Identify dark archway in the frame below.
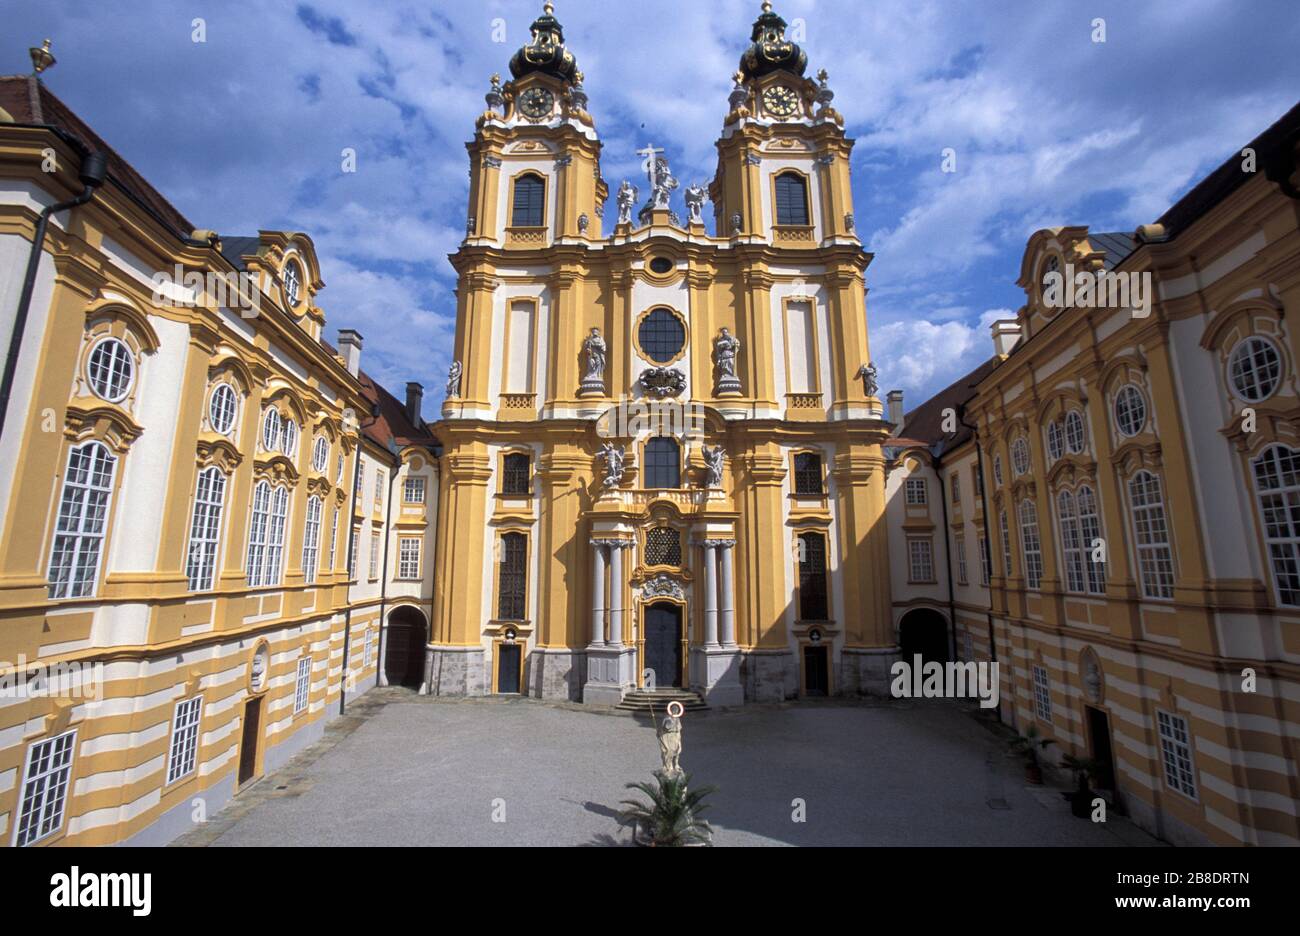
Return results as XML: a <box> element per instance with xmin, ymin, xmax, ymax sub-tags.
<box><xmin>384</xmin><ymin>606</ymin><xmax>428</xmax><ymax>688</ymax></box>
<box><xmin>898</xmin><ymin>609</ymin><xmax>950</xmax><ymax>665</ymax></box>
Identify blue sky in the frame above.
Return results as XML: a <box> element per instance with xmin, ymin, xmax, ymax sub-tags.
<box><xmin>5</xmin><ymin>0</ymin><xmax>1299</xmax><ymax>416</ymax></box>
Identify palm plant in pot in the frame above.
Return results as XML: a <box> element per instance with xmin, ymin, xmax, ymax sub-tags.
<box><xmin>1061</xmin><ymin>754</ymin><xmax>1104</xmax><ymax>818</ymax></box>
<box><xmin>1009</xmin><ymin>724</ymin><xmax>1055</xmax><ymax>784</ymax></box>
<box><xmin>619</xmin><ymin>771</ymin><xmax>716</xmax><ymax>847</ymax></box>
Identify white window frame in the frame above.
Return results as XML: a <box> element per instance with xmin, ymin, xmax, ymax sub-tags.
<box><xmin>1058</xmin><ymin>489</ymin><xmax>1086</xmax><ymax>594</ymax></box>
<box><xmin>327</xmin><ymin>508</ymin><xmax>339</xmax><ymax>572</ymax></box>
<box><xmin>1251</xmin><ymin>444</ymin><xmax>1300</xmax><ymax>607</ymax></box>
<box><xmin>369</xmin><ymin>531</ymin><xmax>381</xmax><ymax>579</ymax></box>
<box><xmin>955</xmin><ymin>536</ymin><xmax>968</xmax><ymax>585</ymax></box>
<box><xmin>1018</xmin><ymin>498</ymin><xmax>1043</xmax><ymax>589</ymax></box>
<box><xmin>302</xmin><ymin>495</ymin><xmax>323</xmax><ymax>585</ymax></box>
<box><xmin>280</xmin><ymin>418</ymin><xmax>299</xmax><ymax>460</ymax></box>
<box><xmin>1156</xmin><ymin>710</ymin><xmax>1198</xmax><ymax>800</ymax></box>
<box><xmin>1077</xmin><ymin>485</ymin><xmax>1106</xmax><ymax>594</ymax></box>
<box><xmin>403</xmin><ymin>475</ymin><xmax>426</xmax><ymax>504</ymax></box>
<box><xmin>374</xmin><ymin>470</ymin><xmax>386</xmax><ymax>510</ymax></box>
<box><xmin>186</xmin><ymin>465</ymin><xmax>227</xmax><ymax>591</ymax></box>
<box><xmin>85</xmin><ymin>336</ymin><xmax>135</xmax><ymax>402</ymax></box>
<box><xmin>398</xmin><ymin>536</ymin><xmax>421</xmax><ymax>579</ymax></box>
<box><xmin>1128</xmin><ymin>470</ymin><xmax>1175</xmax><ymax>599</ymax></box>
<box><xmin>166</xmin><ymin>696</ymin><xmax>203</xmax><ymax>784</ymax></box>
<box><xmin>1011</xmin><ymin>438</ymin><xmax>1030</xmax><ymax>476</ymax></box>
<box><xmin>1064</xmin><ymin>410</ymin><xmax>1086</xmax><ymax>454</ymax></box>
<box><xmin>208</xmin><ymin>382</ymin><xmax>238</xmax><ymax>435</ymax></box>
<box><xmin>247</xmin><ymin>482</ymin><xmax>290</xmax><ymax>587</ymax></box>
<box><xmin>312</xmin><ymin>436</ymin><xmax>329</xmax><ymax>473</ymax></box>
<box><xmin>261</xmin><ymin>407</ymin><xmax>281</xmax><ymax>453</ymax></box>
<box><xmin>979</xmin><ymin>533</ymin><xmax>991</xmax><ymax>586</ymax></box>
<box><xmin>1032</xmin><ymin>665</ymin><xmax>1053</xmax><ymax>723</ymax></box>
<box><xmin>14</xmin><ymin>730</ymin><xmax>77</xmax><ymax>846</ymax></box>
<box><xmin>293</xmin><ymin>656</ymin><xmax>312</xmax><ymax>715</ymax></box>
<box><xmin>349</xmin><ymin>528</ymin><xmax>359</xmax><ymax>578</ymax></box>
<box><xmin>1227</xmin><ymin>335</ymin><xmax>1282</xmax><ymax>403</ymax></box>
<box><xmin>999</xmin><ymin>510</ymin><xmax>1012</xmax><ymax>578</ymax></box>
<box><xmin>905</xmin><ymin>477</ymin><xmax>927</xmax><ymax>505</ymax></box>
<box><xmin>908</xmin><ymin>538</ymin><xmax>934</xmax><ymax>583</ymax></box>
<box><xmin>1114</xmin><ymin>384</ymin><xmax>1147</xmax><ymax>437</ymax></box>
<box><xmin>47</xmin><ymin>441</ymin><xmax>117</xmax><ymax>600</ymax></box>
<box><xmin>364</xmin><ymin>627</ymin><xmax>376</xmax><ymax>666</ymax></box>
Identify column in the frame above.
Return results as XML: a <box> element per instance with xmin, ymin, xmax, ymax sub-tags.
<box><xmin>589</xmin><ymin>540</ymin><xmax>607</xmax><ymax>646</ymax></box>
<box><xmin>608</xmin><ymin>542</ymin><xmax>627</xmax><ymax>647</ymax></box>
<box><xmin>703</xmin><ymin>542</ymin><xmax>720</xmax><ymax>648</ymax></box>
<box><xmin>719</xmin><ymin>541</ymin><xmax>736</xmax><ymax>648</ymax></box>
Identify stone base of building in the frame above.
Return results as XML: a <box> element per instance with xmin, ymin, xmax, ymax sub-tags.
<box><xmin>690</xmin><ymin>645</ymin><xmax>745</xmax><ymax>706</ymax></box>
<box><xmin>837</xmin><ymin>646</ymin><xmax>901</xmax><ymax>696</ymax></box>
<box><xmin>583</xmin><ymin>644</ymin><xmax>636</xmax><ymax>705</ymax></box>
<box><xmin>526</xmin><ymin>647</ymin><xmax>584</xmax><ymax>701</ymax></box>
<box><xmin>422</xmin><ymin>644</ymin><xmax>487</xmax><ymax>696</ymax></box>
<box><xmin>741</xmin><ymin>648</ymin><xmax>798</xmax><ymax>702</ymax></box>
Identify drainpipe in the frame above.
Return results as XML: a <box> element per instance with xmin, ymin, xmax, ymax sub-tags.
<box><xmin>373</xmin><ymin>440</ymin><xmax>399</xmax><ymax>687</ymax></box>
<box><xmin>339</xmin><ymin>404</ymin><xmax>380</xmax><ymax>715</ymax></box>
<box><xmin>959</xmin><ymin>402</ymin><xmax>1001</xmax><ymax>723</ymax></box>
<box><xmin>935</xmin><ymin>450</ymin><xmax>959</xmax><ymax>663</ymax></box>
<box><xmin>0</xmin><ymin>150</ymin><xmax>107</xmax><ymax>444</ymax></box>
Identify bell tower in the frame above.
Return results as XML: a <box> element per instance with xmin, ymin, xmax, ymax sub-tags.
<box><xmin>464</xmin><ymin>2</ymin><xmax>607</xmax><ymax>249</ymax></box>
<box><xmin>710</xmin><ymin>1</ymin><xmax>856</xmax><ymax>246</ymax></box>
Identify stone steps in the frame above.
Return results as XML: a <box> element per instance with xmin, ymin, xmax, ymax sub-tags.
<box><xmin>615</xmin><ymin>689</ymin><xmax>708</xmax><ymax>713</ymax></box>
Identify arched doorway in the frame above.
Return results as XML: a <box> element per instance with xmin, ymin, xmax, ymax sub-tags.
<box><xmin>384</xmin><ymin>606</ymin><xmax>427</xmax><ymax>688</ymax></box>
<box><xmin>643</xmin><ymin>602</ymin><xmax>682</xmax><ymax>689</ymax></box>
<box><xmin>898</xmin><ymin>609</ymin><xmax>950</xmax><ymax>665</ymax></box>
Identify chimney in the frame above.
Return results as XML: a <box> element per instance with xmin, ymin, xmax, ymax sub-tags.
<box><xmin>405</xmin><ymin>382</ymin><xmax>424</xmax><ymax>427</ymax></box>
<box><xmin>886</xmin><ymin>390</ymin><xmax>905</xmax><ymax>435</ymax></box>
<box><xmin>337</xmin><ymin>329</ymin><xmax>363</xmax><ymax>377</ymax></box>
<box><xmin>991</xmin><ymin>319</ymin><xmax>1021</xmax><ymax>358</ymax></box>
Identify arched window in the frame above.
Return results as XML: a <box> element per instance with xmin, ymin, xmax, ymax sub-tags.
<box><xmin>1251</xmin><ymin>444</ymin><xmax>1300</xmax><ymax>606</ymax></box>
<box><xmin>774</xmin><ymin>171</ymin><xmax>809</xmax><ymax>226</ymax></box>
<box><xmin>302</xmin><ymin>495</ymin><xmax>323</xmax><ymax>585</ymax></box>
<box><xmin>644</xmin><ymin>437</ymin><xmax>680</xmax><ymax>489</ymax></box>
<box><xmin>48</xmin><ymin>441</ymin><xmax>117</xmax><ymax>599</ymax></box>
<box><xmin>280</xmin><ymin>418</ymin><xmax>299</xmax><ymax>460</ymax></box>
<box><xmin>1046</xmin><ymin>421</ymin><xmax>1064</xmax><ymax>462</ymax></box>
<box><xmin>511</xmin><ymin>173</ymin><xmax>545</xmax><ymax>227</ymax></box>
<box><xmin>1018</xmin><ymin>498</ymin><xmax>1043</xmax><ymax>589</ymax></box>
<box><xmin>312</xmin><ymin>436</ymin><xmax>329</xmax><ymax>473</ymax></box>
<box><xmin>497</xmin><ymin>532</ymin><xmax>527</xmax><ymax>620</ymax></box>
<box><xmin>1128</xmin><ymin>470</ymin><xmax>1174</xmax><ymax>599</ymax></box>
<box><xmin>501</xmin><ymin>452</ymin><xmax>531</xmax><ymax>495</ymax></box>
<box><xmin>797</xmin><ymin>531</ymin><xmax>829</xmax><ymax>621</ymax></box>
<box><xmin>86</xmin><ymin>337</ymin><xmax>135</xmax><ymax>402</ymax></box>
<box><xmin>209</xmin><ymin>383</ymin><xmax>238</xmax><ymax>435</ymax></box>
<box><xmin>261</xmin><ymin>408</ymin><xmax>281</xmax><ymax>453</ymax></box>
<box><xmin>793</xmin><ymin>452</ymin><xmax>824</xmax><ymax>495</ymax></box>
<box><xmin>247</xmin><ymin>481</ymin><xmax>290</xmax><ymax>587</ymax></box>
<box><xmin>1114</xmin><ymin>384</ymin><xmax>1147</xmax><ymax>437</ymax></box>
<box><xmin>186</xmin><ymin>466</ymin><xmax>227</xmax><ymax>591</ymax></box>
<box><xmin>1077</xmin><ymin>485</ymin><xmax>1105</xmax><ymax>594</ymax></box>
<box><xmin>1058</xmin><ymin>490</ymin><xmax>1085</xmax><ymax>593</ymax></box>
<box><xmin>993</xmin><ymin>455</ymin><xmax>1004</xmax><ymax>487</ymax></box>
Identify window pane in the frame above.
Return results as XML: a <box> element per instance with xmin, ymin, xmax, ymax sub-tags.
<box><xmin>512</xmin><ymin>175</ymin><xmax>545</xmax><ymax>227</ymax></box>
<box><xmin>644</xmin><ymin>437</ymin><xmax>680</xmax><ymax>489</ymax></box>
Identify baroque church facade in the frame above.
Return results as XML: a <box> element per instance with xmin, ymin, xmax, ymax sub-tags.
<box><xmin>430</xmin><ymin>2</ymin><xmax>895</xmax><ymax>705</ymax></box>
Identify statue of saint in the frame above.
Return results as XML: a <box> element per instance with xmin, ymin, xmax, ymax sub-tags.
<box><xmin>446</xmin><ymin>360</ymin><xmax>462</xmax><ymax>399</ymax></box>
<box><xmin>582</xmin><ymin>327</ymin><xmax>606</xmax><ymax>384</ymax></box>
<box><xmin>684</xmin><ymin>182</ymin><xmax>707</xmax><ymax>223</ymax></box>
<box><xmin>657</xmin><ymin>708</ymin><xmax>682</xmax><ymax>776</ymax></box>
<box><xmin>856</xmin><ymin>361</ymin><xmax>879</xmax><ymax>398</ymax></box>
<box><xmin>701</xmin><ymin>444</ymin><xmax>725</xmax><ymax>488</ymax></box>
<box><xmin>616</xmin><ymin>180</ymin><xmax>639</xmax><ymax>225</ymax></box>
<box><xmin>597</xmin><ymin>441</ymin><xmax>625</xmax><ymax>488</ymax></box>
<box><xmin>713</xmin><ymin>328</ymin><xmax>742</xmax><ymax>395</ymax></box>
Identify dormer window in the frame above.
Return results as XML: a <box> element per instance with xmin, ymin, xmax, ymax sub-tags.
<box><xmin>511</xmin><ymin>173</ymin><xmax>546</xmax><ymax>227</ymax></box>
<box><xmin>774</xmin><ymin>172</ymin><xmax>809</xmax><ymax>226</ymax></box>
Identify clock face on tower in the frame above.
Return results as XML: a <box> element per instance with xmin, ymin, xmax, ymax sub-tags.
<box><xmin>519</xmin><ymin>86</ymin><xmax>555</xmax><ymax>119</ymax></box>
<box><xmin>762</xmin><ymin>85</ymin><xmax>799</xmax><ymax>118</ymax></box>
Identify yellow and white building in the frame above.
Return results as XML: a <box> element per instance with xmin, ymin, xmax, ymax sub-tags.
<box><xmin>430</xmin><ymin>2</ymin><xmax>895</xmax><ymax>706</ymax></box>
<box><xmin>885</xmin><ymin>100</ymin><xmax>1300</xmax><ymax>845</ymax></box>
<box><xmin>0</xmin><ymin>69</ymin><xmax>437</xmax><ymax>846</ymax></box>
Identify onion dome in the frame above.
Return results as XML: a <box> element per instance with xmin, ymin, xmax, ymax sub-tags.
<box><xmin>739</xmin><ymin>1</ymin><xmax>807</xmax><ymax>80</ymax></box>
<box><xmin>508</xmin><ymin>2</ymin><xmax>578</xmax><ymax>82</ymax></box>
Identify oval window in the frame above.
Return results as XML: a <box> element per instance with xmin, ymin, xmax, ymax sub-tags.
<box><xmin>638</xmin><ymin>308</ymin><xmax>686</xmax><ymax>363</ymax></box>
<box><xmin>649</xmin><ymin>257</ymin><xmax>674</xmax><ymax>275</ymax></box>
<box><xmin>86</xmin><ymin>337</ymin><xmax>135</xmax><ymax>402</ymax></box>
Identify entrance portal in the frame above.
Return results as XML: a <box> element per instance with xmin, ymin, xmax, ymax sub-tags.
<box><xmin>1086</xmin><ymin>705</ymin><xmax>1117</xmax><ymax>792</ymax></box>
<box><xmin>238</xmin><ymin>696</ymin><xmax>261</xmax><ymax>786</ymax></box>
<box><xmin>497</xmin><ymin>643</ymin><xmax>521</xmax><ymax>693</ymax></box>
<box><xmin>803</xmin><ymin>645</ymin><xmax>829</xmax><ymax>697</ymax></box>
<box><xmin>898</xmin><ymin>608</ymin><xmax>950</xmax><ymax>665</ymax></box>
<box><xmin>643</xmin><ymin>602</ymin><xmax>682</xmax><ymax>689</ymax></box>
<box><xmin>384</xmin><ymin>606</ymin><xmax>428</xmax><ymax>688</ymax></box>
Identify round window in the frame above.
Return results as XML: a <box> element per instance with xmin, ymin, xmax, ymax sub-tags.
<box><xmin>261</xmin><ymin>408</ymin><xmax>281</xmax><ymax>452</ymax></box>
<box><xmin>1064</xmin><ymin>410</ymin><xmax>1086</xmax><ymax>454</ymax></box>
<box><xmin>1227</xmin><ymin>336</ymin><xmax>1282</xmax><ymax>402</ymax></box>
<box><xmin>649</xmin><ymin>257</ymin><xmax>674</xmax><ymax>275</ymax></box>
<box><xmin>209</xmin><ymin>383</ymin><xmax>238</xmax><ymax>435</ymax></box>
<box><xmin>86</xmin><ymin>337</ymin><xmax>135</xmax><ymax>402</ymax></box>
<box><xmin>1114</xmin><ymin>384</ymin><xmax>1146</xmax><ymax>437</ymax></box>
<box><xmin>1011</xmin><ymin>438</ymin><xmax>1030</xmax><ymax>476</ymax></box>
<box><xmin>312</xmin><ymin>436</ymin><xmax>329</xmax><ymax>472</ymax></box>
<box><xmin>283</xmin><ymin>259</ymin><xmax>303</xmax><ymax>308</ymax></box>
<box><xmin>281</xmin><ymin>419</ymin><xmax>299</xmax><ymax>458</ymax></box>
<box><xmin>638</xmin><ymin>308</ymin><xmax>686</xmax><ymax>363</ymax></box>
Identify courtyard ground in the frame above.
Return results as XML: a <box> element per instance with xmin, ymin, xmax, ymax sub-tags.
<box><xmin>174</xmin><ymin>689</ymin><xmax>1162</xmax><ymax>847</ymax></box>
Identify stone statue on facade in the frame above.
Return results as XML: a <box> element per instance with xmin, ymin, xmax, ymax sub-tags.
<box><xmin>446</xmin><ymin>360</ymin><xmax>462</xmax><ymax>399</ymax></box>
<box><xmin>616</xmin><ymin>180</ymin><xmax>638</xmax><ymax>226</ymax></box>
<box><xmin>701</xmin><ymin>444</ymin><xmax>725</xmax><ymax>488</ymax></box>
<box><xmin>580</xmin><ymin>327</ymin><xmax>606</xmax><ymax>394</ymax></box>
<box><xmin>856</xmin><ymin>361</ymin><xmax>878</xmax><ymax>398</ymax></box>
<box><xmin>684</xmin><ymin>182</ymin><xmax>708</xmax><ymax>224</ymax></box>
<box><xmin>597</xmin><ymin>441</ymin><xmax>625</xmax><ymax>489</ymax></box>
<box><xmin>713</xmin><ymin>327</ymin><xmax>742</xmax><ymax>396</ymax></box>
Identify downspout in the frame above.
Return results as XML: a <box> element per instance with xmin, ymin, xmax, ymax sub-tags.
<box><xmin>339</xmin><ymin>404</ymin><xmax>380</xmax><ymax>715</ymax></box>
<box><xmin>373</xmin><ymin>440</ymin><xmax>399</xmax><ymax>687</ymax></box>
<box><xmin>959</xmin><ymin>402</ymin><xmax>1001</xmax><ymax>723</ymax></box>
<box><xmin>0</xmin><ymin>150</ymin><xmax>107</xmax><ymax>444</ymax></box>
<box><xmin>935</xmin><ymin>448</ymin><xmax>959</xmax><ymax>663</ymax></box>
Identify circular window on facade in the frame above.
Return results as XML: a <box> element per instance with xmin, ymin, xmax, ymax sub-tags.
<box><xmin>1064</xmin><ymin>410</ymin><xmax>1086</xmax><ymax>454</ymax></box>
<box><xmin>1227</xmin><ymin>335</ymin><xmax>1282</xmax><ymax>402</ymax></box>
<box><xmin>86</xmin><ymin>337</ymin><xmax>135</xmax><ymax>402</ymax></box>
<box><xmin>648</xmin><ymin>257</ymin><xmax>674</xmax><ymax>275</ymax></box>
<box><xmin>312</xmin><ymin>436</ymin><xmax>329</xmax><ymax>472</ymax></box>
<box><xmin>209</xmin><ymin>383</ymin><xmax>238</xmax><ymax>435</ymax></box>
<box><xmin>283</xmin><ymin>259</ymin><xmax>304</xmax><ymax>309</ymax></box>
<box><xmin>1114</xmin><ymin>384</ymin><xmax>1147</xmax><ymax>437</ymax></box>
<box><xmin>1011</xmin><ymin>438</ymin><xmax>1030</xmax><ymax>476</ymax></box>
<box><xmin>637</xmin><ymin>308</ymin><xmax>686</xmax><ymax>363</ymax></box>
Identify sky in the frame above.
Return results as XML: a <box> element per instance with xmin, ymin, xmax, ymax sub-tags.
<box><xmin>4</xmin><ymin>0</ymin><xmax>1299</xmax><ymax>417</ymax></box>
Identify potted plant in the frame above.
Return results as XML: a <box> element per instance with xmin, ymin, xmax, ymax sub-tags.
<box><xmin>1061</xmin><ymin>754</ymin><xmax>1104</xmax><ymax>818</ymax></box>
<box><xmin>1009</xmin><ymin>724</ymin><xmax>1055</xmax><ymax>784</ymax></box>
<box><xmin>619</xmin><ymin>771</ymin><xmax>717</xmax><ymax>847</ymax></box>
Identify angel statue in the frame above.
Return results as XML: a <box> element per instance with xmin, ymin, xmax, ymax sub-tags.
<box><xmin>684</xmin><ymin>182</ymin><xmax>708</xmax><ymax>223</ymax></box>
<box><xmin>856</xmin><ymin>361</ymin><xmax>879</xmax><ymax>398</ymax></box>
<box><xmin>701</xmin><ymin>444</ymin><xmax>725</xmax><ymax>488</ymax></box>
<box><xmin>597</xmin><ymin>441</ymin><xmax>625</xmax><ymax>489</ymax></box>
<box><xmin>616</xmin><ymin>180</ymin><xmax>639</xmax><ymax>225</ymax></box>
<box><xmin>446</xmin><ymin>360</ymin><xmax>463</xmax><ymax>399</ymax></box>
<box><xmin>647</xmin><ymin>155</ymin><xmax>678</xmax><ymax>210</ymax></box>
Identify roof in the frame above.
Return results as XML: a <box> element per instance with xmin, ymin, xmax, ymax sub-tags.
<box><xmin>1087</xmin><ymin>231</ymin><xmax>1137</xmax><ymax>270</ymax></box>
<box><xmin>0</xmin><ymin>75</ymin><xmax>194</xmax><ymax>236</ymax></box>
<box><xmin>218</xmin><ymin>235</ymin><xmax>264</xmax><ymax>271</ymax></box>
<box><xmin>356</xmin><ymin>369</ymin><xmax>437</xmax><ymax>452</ymax></box>
<box><xmin>898</xmin><ymin>355</ymin><xmax>1002</xmax><ymax>454</ymax></box>
<box><xmin>1155</xmin><ymin>98</ymin><xmax>1300</xmax><ymax>239</ymax></box>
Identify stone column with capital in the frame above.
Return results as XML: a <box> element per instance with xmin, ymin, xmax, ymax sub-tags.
<box><xmin>719</xmin><ymin>541</ymin><xmax>737</xmax><ymax>648</ymax></box>
<box><xmin>689</xmin><ymin>537</ymin><xmax>745</xmax><ymax>707</ymax></box>
<box><xmin>589</xmin><ymin>540</ymin><xmax>607</xmax><ymax>646</ymax></box>
<box><xmin>583</xmin><ymin>538</ymin><xmax>635</xmax><ymax>705</ymax></box>
<box><xmin>703</xmin><ymin>542</ymin><xmax>720</xmax><ymax>648</ymax></box>
<box><xmin>608</xmin><ymin>541</ymin><xmax>626</xmax><ymax>647</ymax></box>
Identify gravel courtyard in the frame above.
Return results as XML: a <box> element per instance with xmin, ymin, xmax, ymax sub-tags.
<box><xmin>177</xmin><ymin>689</ymin><xmax>1159</xmax><ymax>847</ymax></box>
